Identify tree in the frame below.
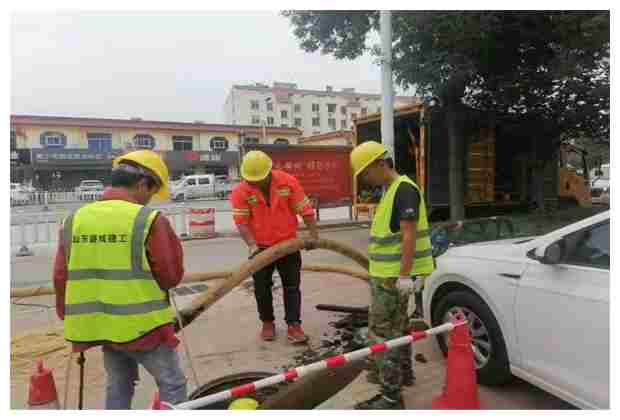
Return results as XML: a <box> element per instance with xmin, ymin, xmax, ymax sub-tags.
<box><xmin>283</xmin><ymin>11</ymin><xmax>609</xmax><ymax>218</ymax></box>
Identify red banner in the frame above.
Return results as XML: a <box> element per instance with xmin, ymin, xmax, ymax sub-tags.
<box><xmin>268</xmin><ymin>148</ymin><xmax>352</xmax><ymax>207</ymax></box>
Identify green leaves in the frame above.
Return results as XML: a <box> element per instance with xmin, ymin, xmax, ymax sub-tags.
<box><xmin>283</xmin><ymin>11</ymin><xmax>609</xmax><ymax>142</ymax></box>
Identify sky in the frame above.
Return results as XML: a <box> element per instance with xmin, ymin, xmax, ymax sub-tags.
<box><xmin>11</xmin><ymin>11</ymin><xmax>411</xmax><ymax>123</ymax></box>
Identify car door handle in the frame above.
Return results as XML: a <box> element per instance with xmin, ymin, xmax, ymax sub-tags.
<box><xmin>498</xmin><ymin>273</ymin><xmax>521</xmax><ymax>279</ymax></box>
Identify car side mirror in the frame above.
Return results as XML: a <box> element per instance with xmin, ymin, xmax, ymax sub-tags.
<box><xmin>534</xmin><ymin>242</ymin><xmax>563</xmax><ymax>265</ymax></box>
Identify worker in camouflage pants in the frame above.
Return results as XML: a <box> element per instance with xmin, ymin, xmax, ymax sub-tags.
<box><xmin>350</xmin><ymin>142</ymin><xmax>435</xmax><ymax>409</ymax></box>
<box><xmin>365</xmin><ymin>278</ymin><xmax>414</xmax><ymax>389</ymax></box>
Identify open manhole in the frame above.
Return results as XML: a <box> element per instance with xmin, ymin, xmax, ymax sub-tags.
<box><xmin>188</xmin><ymin>371</ymin><xmax>287</xmax><ymax>410</ymax></box>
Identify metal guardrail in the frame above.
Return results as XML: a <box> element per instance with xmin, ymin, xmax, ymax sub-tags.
<box><xmin>10</xmin><ymin>190</ymin><xmax>104</xmax><ymax>208</ymax></box>
<box><xmin>12</xmin><ymin>206</ymin><xmax>194</xmax><ymax>257</ymax></box>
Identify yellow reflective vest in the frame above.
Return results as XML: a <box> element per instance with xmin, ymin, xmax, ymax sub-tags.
<box><xmin>63</xmin><ymin>200</ymin><xmax>173</xmax><ymax>343</ymax></box>
<box><xmin>368</xmin><ymin>176</ymin><xmax>435</xmax><ymax>278</ymax></box>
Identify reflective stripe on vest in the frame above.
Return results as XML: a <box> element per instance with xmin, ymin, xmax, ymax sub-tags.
<box><xmin>63</xmin><ymin>201</ymin><xmax>173</xmax><ymax>344</ymax></box>
<box><xmin>368</xmin><ymin>248</ymin><xmax>434</xmax><ymax>261</ymax></box>
<box><xmin>64</xmin><ymin>299</ymin><xmax>170</xmax><ymax>316</ymax></box>
<box><xmin>368</xmin><ymin>176</ymin><xmax>435</xmax><ymax>278</ymax></box>
<box><xmin>368</xmin><ymin>229</ymin><xmax>430</xmax><ymax>245</ymax></box>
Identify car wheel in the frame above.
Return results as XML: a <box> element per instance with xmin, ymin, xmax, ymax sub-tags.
<box><xmin>433</xmin><ymin>289</ymin><xmax>512</xmax><ymax>386</ymax></box>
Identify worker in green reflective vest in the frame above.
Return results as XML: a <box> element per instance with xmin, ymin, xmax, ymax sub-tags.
<box><xmin>53</xmin><ymin>150</ymin><xmax>187</xmax><ymax>409</ymax></box>
<box><xmin>350</xmin><ymin>141</ymin><xmax>435</xmax><ymax>410</ymax></box>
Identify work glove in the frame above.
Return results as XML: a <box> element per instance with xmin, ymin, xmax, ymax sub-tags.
<box><xmin>397</xmin><ymin>276</ymin><xmax>416</xmax><ymax>295</ymax></box>
<box><xmin>407</xmin><ymin>277</ymin><xmax>425</xmax><ymax>318</ymax></box>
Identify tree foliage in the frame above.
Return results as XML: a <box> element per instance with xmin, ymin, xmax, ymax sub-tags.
<box><xmin>282</xmin><ymin>11</ymin><xmax>609</xmax><ymax>144</ymax></box>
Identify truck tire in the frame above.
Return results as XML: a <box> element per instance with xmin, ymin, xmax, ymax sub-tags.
<box><xmin>432</xmin><ymin>289</ymin><xmax>512</xmax><ymax>386</ymax></box>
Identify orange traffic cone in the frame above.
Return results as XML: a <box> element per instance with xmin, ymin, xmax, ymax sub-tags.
<box><xmin>432</xmin><ymin>314</ymin><xmax>481</xmax><ymax>410</ymax></box>
<box><xmin>151</xmin><ymin>392</ymin><xmax>172</xmax><ymax>410</ymax></box>
<box><xmin>28</xmin><ymin>360</ymin><xmax>60</xmax><ymax>409</ymax></box>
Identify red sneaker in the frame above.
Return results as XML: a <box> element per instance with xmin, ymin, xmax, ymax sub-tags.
<box><xmin>287</xmin><ymin>324</ymin><xmax>309</xmax><ymax>344</ymax></box>
<box><xmin>261</xmin><ymin>321</ymin><xmax>275</xmax><ymax>341</ymax></box>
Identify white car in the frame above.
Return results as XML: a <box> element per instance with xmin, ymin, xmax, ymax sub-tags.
<box><xmin>590</xmin><ymin>177</ymin><xmax>610</xmax><ymax>205</ymax></box>
<box><xmin>77</xmin><ymin>180</ymin><xmax>105</xmax><ymax>201</ymax></box>
<box><xmin>10</xmin><ymin>183</ymin><xmax>30</xmax><ymax>206</ymax></box>
<box><xmin>424</xmin><ymin>211</ymin><xmax>609</xmax><ymax>409</ymax></box>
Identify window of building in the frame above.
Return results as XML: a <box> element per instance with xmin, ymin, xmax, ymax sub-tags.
<box><xmin>281</xmin><ymin>123</ymin><xmax>289</xmax><ymax>128</ymax></box>
<box><xmin>312</xmin><ymin>117</ymin><xmax>321</xmax><ymax>127</ymax></box>
<box><xmin>328</xmin><ymin>118</ymin><xmax>336</xmax><ymax>130</ymax></box>
<box><xmin>210</xmin><ymin>137</ymin><xmax>229</xmax><ymax>151</ymax></box>
<box><xmin>377</xmin><ymin>106</ymin><xmax>382</xmax><ymax>114</ymax></box>
<box><xmin>40</xmin><ymin>132</ymin><xmax>67</xmax><ymax>148</ymax></box>
<box><xmin>87</xmin><ymin>133</ymin><xmax>112</xmax><ymax>152</ymax></box>
<box><xmin>244</xmin><ymin>137</ymin><xmax>260</xmax><ymax>145</ymax></box>
<box><xmin>294</xmin><ymin>104</ymin><xmax>301</xmax><ymax>113</ymax></box>
<box><xmin>281</xmin><ymin>110</ymin><xmax>288</xmax><ymax>119</ymax></box>
<box><xmin>267</xmin><ymin>102</ymin><xmax>274</xmax><ymax>112</ymax></box>
<box><xmin>251</xmin><ymin>115</ymin><xmax>260</xmax><ymax>125</ymax></box>
<box><xmin>351</xmin><ymin>113</ymin><xmax>358</xmax><ymax>121</ymax></box>
<box><xmin>341</xmin><ymin>120</ymin><xmax>348</xmax><ymax>130</ymax></box>
<box><xmin>313</xmin><ymin>131</ymin><xmax>321</xmax><ymax>135</ymax></box>
<box><xmin>327</xmin><ymin>103</ymin><xmax>337</xmax><ymax>113</ymax></box>
<box><xmin>10</xmin><ymin>130</ymin><xmax>16</xmax><ymax>150</ymax></box>
<box><xmin>274</xmin><ymin>138</ymin><xmax>289</xmax><ymax>146</ymax></box>
<box><xmin>46</xmin><ymin>135</ymin><xmax>63</xmax><ymax>146</ymax></box>
<box><xmin>294</xmin><ymin>118</ymin><xmax>302</xmax><ymax>127</ymax></box>
<box><xmin>312</xmin><ymin>103</ymin><xmax>320</xmax><ymax>112</ymax></box>
<box><xmin>173</xmin><ymin>136</ymin><xmax>193</xmax><ymax>151</ymax></box>
<box><xmin>341</xmin><ymin>106</ymin><xmax>347</xmax><ymax>115</ymax></box>
<box><xmin>133</xmin><ymin>134</ymin><xmax>155</xmax><ymax>150</ymax></box>
<box><xmin>361</xmin><ymin>107</ymin><xmax>368</xmax><ymax>116</ymax></box>
<box><xmin>267</xmin><ymin>117</ymin><xmax>275</xmax><ymax>126</ymax></box>
<box><xmin>250</xmin><ymin>100</ymin><xmax>260</xmax><ymax>110</ymax></box>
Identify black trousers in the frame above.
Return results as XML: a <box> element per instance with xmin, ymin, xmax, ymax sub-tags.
<box><xmin>252</xmin><ymin>250</ymin><xmax>302</xmax><ymax>324</ymax></box>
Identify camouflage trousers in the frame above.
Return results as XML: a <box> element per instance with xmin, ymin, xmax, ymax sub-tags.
<box><xmin>368</xmin><ymin>277</ymin><xmax>413</xmax><ymax>399</ymax></box>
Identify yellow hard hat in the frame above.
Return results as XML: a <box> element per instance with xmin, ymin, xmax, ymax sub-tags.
<box><xmin>350</xmin><ymin>141</ymin><xmax>387</xmax><ymax>178</ymax></box>
<box><xmin>228</xmin><ymin>398</ymin><xmax>259</xmax><ymax>410</ymax></box>
<box><xmin>113</xmin><ymin>150</ymin><xmax>170</xmax><ymax>201</ymax></box>
<box><xmin>241</xmin><ymin>150</ymin><xmax>273</xmax><ymax>182</ymax></box>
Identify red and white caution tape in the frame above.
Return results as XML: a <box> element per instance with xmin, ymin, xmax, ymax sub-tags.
<box><xmin>173</xmin><ymin>319</ymin><xmax>465</xmax><ymax>410</ymax></box>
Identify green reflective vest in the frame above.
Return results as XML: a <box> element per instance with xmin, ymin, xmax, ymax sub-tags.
<box><xmin>63</xmin><ymin>200</ymin><xmax>174</xmax><ymax>344</ymax></box>
<box><xmin>368</xmin><ymin>176</ymin><xmax>435</xmax><ymax>278</ymax></box>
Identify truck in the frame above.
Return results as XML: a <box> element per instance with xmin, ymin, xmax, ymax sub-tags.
<box><xmin>353</xmin><ymin>104</ymin><xmax>588</xmax><ymax>221</ymax></box>
<box><xmin>171</xmin><ymin>174</ymin><xmax>237</xmax><ymax>201</ymax></box>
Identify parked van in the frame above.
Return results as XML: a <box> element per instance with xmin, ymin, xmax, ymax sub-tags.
<box><xmin>171</xmin><ymin>174</ymin><xmax>234</xmax><ymax>201</ymax></box>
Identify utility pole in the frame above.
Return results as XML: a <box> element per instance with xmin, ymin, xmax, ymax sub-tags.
<box><xmin>380</xmin><ymin>11</ymin><xmax>395</xmax><ymax>160</ymax></box>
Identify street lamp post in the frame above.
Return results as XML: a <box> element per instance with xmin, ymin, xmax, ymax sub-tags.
<box><xmin>380</xmin><ymin>11</ymin><xmax>395</xmax><ymax>159</ymax></box>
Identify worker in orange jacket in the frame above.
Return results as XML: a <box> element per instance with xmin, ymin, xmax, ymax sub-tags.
<box><xmin>231</xmin><ymin>151</ymin><xmax>319</xmax><ymax>343</ymax></box>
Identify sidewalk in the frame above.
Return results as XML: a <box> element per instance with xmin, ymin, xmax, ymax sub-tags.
<box><xmin>11</xmin><ymin>267</ymin><xmax>574</xmax><ymax>410</ymax></box>
<box><xmin>10</xmin><ymin>226</ymin><xmax>574</xmax><ymax>410</ymax></box>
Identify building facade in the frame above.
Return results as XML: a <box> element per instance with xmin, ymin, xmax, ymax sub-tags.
<box><xmin>298</xmin><ymin>130</ymin><xmax>353</xmax><ymax>147</ymax></box>
<box><xmin>10</xmin><ymin>115</ymin><xmax>301</xmax><ymax>189</ymax></box>
<box><xmin>224</xmin><ymin>82</ymin><xmax>417</xmax><ymax>137</ymax></box>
